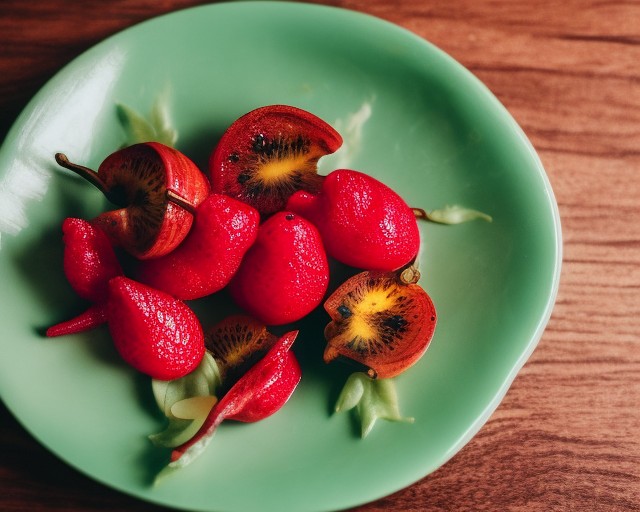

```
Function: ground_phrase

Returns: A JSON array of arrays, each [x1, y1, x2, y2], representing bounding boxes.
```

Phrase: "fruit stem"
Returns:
[[166, 189, 196, 215], [56, 153, 196, 213], [412, 207, 431, 221], [399, 265, 420, 285], [55, 153, 110, 196]]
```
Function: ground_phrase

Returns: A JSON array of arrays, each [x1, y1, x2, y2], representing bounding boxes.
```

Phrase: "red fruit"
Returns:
[[60, 218, 123, 302], [209, 105, 342, 217], [323, 269, 436, 379], [107, 277, 205, 380], [55, 142, 210, 260], [286, 169, 421, 272], [205, 314, 278, 382], [171, 331, 301, 464], [46, 218, 123, 337], [135, 194, 260, 300], [229, 212, 329, 325], [46, 303, 109, 338]]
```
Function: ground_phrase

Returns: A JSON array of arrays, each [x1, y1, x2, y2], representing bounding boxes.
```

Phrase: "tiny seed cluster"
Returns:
[[337, 276, 415, 357], [229, 133, 322, 202]]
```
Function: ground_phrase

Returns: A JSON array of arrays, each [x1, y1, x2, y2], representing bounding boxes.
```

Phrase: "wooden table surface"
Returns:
[[1, 1, 639, 510]]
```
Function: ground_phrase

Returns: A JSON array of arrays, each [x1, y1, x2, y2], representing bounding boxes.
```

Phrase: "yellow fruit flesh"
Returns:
[[333, 288, 398, 353], [257, 153, 313, 184]]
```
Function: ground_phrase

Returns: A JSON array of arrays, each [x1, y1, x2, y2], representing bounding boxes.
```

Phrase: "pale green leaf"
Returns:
[[116, 103, 158, 144], [334, 372, 414, 438], [149, 352, 221, 451], [149, 417, 203, 448], [150, 96, 178, 146], [154, 429, 218, 484], [171, 396, 218, 420], [151, 352, 221, 418], [116, 94, 178, 147], [335, 372, 366, 412]]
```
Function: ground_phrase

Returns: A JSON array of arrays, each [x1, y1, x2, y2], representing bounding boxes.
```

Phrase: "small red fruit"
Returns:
[[46, 218, 123, 337], [55, 142, 210, 260], [323, 268, 436, 379], [287, 169, 421, 272], [171, 330, 301, 464], [228, 212, 329, 325], [209, 105, 342, 217], [107, 277, 205, 380], [135, 194, 260, 300]]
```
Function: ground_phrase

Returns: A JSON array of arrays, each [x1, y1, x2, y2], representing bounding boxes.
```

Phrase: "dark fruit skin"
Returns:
[[287, 169, 421, 272], [205, 314, 278, 382], [56, 142, 210, 260], [323, 270, 436, 379], [229, 211, 329, 326], [209, 105, 342, 217], [107, 277, 205, 380], [135, 194, 260, 300], [46, 218, 123, 337], [171, 331, 301, 464]]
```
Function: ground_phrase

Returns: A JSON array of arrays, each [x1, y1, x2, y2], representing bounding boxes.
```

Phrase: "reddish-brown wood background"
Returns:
[[1, 1, 639, 510]]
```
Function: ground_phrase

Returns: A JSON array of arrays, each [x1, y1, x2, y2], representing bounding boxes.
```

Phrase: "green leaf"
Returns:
[[171, 395, 218, 420], [150, 96, 178, 146], [154, 430, 218, 484], [335, 372, 366, 412], [116, 93, 178, 147], [419, 205, 492, 224], [149, 417, 204, 448], [334, 372, 414, 438], [151, 352, 221, 418], [150, 352, 221, 448]]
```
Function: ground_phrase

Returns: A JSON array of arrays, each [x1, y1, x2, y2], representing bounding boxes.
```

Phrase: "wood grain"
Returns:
[[1, 1, 639, 511]]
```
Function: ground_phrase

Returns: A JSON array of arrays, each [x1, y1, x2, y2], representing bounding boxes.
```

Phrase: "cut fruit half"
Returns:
[[56, 143, 210, 259], [323, 269, 437, 379], [209, 105, 342, 217], [205, 315, 278, 384]]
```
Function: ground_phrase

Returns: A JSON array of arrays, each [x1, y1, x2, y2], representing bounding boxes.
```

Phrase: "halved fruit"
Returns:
[[205, 315, 277, 383], [209, 105, 342, 217], [323, 269, 436, 379], [56, 142, 210, 260]]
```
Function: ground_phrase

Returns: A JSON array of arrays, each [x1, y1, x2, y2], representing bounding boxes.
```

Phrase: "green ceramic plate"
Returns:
[[0, 2, 561, 511]]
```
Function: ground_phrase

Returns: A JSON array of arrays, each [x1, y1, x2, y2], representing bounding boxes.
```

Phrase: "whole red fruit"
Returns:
[[107, 277, 205, 380], [136, 194, 260, 300], [287, 169, 420, 271], [229, 212, 329, 325]]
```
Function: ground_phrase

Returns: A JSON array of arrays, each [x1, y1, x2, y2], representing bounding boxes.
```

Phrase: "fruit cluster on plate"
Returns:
[[46, 105, 442, 473]]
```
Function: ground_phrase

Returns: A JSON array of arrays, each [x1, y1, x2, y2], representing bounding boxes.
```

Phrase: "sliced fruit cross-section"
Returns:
[[323, 269, 436, 379], [209, 105, 342, 217]]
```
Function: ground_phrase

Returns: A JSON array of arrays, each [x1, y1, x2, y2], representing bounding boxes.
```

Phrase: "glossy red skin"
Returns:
[[46, 218, 123, 337], [135, 194, 260, 300], [208, 105, 342, 216], [61, 218, 123, 302], [323, 271, 437, 379], [286, 169, 421, 272], [107, 277, 205, 380], [46, 303, 108, 338], [229, 212, 329, 326], [171, 331, 301, 463], [93, 142, 210, 260]]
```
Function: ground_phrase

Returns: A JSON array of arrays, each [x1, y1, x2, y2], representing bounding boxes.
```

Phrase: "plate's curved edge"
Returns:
[[0, 2, 564, 512]]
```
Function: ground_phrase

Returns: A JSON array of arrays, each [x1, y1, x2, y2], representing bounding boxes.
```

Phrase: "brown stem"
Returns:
[[399, 264, 421, 285], [412, 207, 431, 221], [55, 153, 109, 196], [166, 189, 197, 215]]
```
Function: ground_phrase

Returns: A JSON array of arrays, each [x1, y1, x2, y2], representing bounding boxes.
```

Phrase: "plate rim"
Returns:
[[0, 2, 563, 511]]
